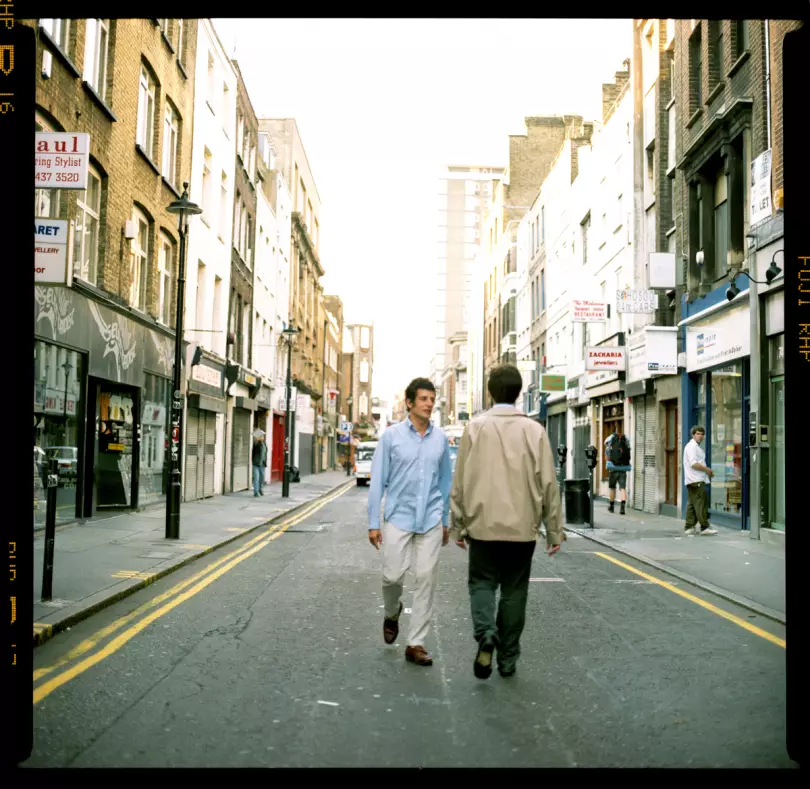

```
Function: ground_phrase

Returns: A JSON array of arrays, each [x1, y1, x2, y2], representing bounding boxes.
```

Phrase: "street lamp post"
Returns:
[[165, 182, 202, 540], [281, 324, 298, 498]]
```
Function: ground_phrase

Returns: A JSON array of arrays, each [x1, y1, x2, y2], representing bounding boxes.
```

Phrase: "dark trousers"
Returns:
[[685, 482, 710, 529], [468, 538, 536, 669]]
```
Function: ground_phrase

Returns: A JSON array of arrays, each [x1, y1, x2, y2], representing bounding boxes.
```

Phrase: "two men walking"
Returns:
[[369, 366, 563, 679]]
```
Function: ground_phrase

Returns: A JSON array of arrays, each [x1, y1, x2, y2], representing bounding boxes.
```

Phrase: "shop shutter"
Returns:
[[642, 396, 658, 514], [633, 399, 646, 511], [184, 409, 200, 502], [203, 411, 217, 499], [232, 409, 251, 491], [573, 420, 590, 481], [297, 433, 313, 478]]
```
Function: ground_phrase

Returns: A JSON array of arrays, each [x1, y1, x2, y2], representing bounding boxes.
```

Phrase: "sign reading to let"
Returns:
[[572, 300, 607, 322], [750, 149, 773, 228], [35, 132, 91, 190]]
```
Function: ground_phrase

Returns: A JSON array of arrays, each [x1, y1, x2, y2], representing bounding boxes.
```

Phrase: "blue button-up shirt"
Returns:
[[368, 416, 452, 533]]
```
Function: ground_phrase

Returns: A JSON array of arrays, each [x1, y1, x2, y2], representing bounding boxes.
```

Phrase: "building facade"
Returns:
[[182, 19, 236, 504], [32, 18, 198, 526], [322, 295, 344, 471], [259, 118, 324, 477], [346, 324, 374, 440]]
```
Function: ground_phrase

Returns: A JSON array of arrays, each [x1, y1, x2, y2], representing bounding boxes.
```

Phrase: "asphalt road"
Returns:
[[27, 485, 793, 768]]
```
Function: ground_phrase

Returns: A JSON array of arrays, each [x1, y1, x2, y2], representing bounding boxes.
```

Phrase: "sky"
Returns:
[[212, 18, 633, 407]]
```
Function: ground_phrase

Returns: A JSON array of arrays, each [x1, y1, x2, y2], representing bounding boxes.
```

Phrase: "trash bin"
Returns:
[[291, 466, 301, 483], [564, 478, 590, 525]]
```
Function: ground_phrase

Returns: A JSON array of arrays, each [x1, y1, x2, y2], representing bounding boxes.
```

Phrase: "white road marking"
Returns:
[[317, 700, 339, 707]]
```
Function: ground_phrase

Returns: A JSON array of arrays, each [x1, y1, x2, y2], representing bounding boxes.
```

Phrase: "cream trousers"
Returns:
[[381, 520, 443, 647]]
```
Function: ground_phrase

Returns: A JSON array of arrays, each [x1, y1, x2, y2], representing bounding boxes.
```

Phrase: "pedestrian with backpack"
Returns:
[[605, 430, 632, 514]]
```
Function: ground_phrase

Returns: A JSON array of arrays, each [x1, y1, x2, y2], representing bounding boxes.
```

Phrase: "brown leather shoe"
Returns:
[[383, 602, 403, 645], [405, 645, 433, 666]]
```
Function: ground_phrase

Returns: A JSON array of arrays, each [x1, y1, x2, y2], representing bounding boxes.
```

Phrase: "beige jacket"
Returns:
[[449, 406, 564, 545]]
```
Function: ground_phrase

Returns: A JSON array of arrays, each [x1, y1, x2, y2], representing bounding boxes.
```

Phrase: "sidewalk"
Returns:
[[564, 498, 785, 624], [32, 470, 352, 647]]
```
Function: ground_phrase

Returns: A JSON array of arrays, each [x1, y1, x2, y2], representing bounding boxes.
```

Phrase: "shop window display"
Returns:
[[34, 341, 83, 528], [96, 386, 136, 508], [709, 363, 743, 515], [139, 374, 170, 506]]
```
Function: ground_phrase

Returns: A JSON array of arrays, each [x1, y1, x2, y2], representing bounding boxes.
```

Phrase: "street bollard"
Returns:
[[41, 458, 59, 601]]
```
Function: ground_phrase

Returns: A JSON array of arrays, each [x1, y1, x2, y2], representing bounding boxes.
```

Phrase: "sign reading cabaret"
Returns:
[[35, 220, 71, 284], [585, 347, 626, 372], [685, 303, 750, 372], [572, 300, 607, 322]]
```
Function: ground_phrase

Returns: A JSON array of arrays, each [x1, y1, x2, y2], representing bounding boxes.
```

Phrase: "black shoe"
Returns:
[[474, 635, 496, 679], [607, 502, 614, 513], [620, 502, 626, 515], [498, 665, 516, 678], [259, 490, 264, 496]]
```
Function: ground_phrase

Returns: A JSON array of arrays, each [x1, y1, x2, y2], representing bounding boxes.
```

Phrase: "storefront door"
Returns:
[[231, 408, 251, 491], [271, 414, 285, 481], [664, 400, 678, 506], [770, 376, 785, 530]]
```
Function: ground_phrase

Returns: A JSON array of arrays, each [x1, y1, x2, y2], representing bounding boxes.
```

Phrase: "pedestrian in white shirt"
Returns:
[[683, 426, 717, 535]]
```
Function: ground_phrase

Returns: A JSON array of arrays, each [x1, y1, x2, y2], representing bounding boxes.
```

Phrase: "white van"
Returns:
[[354, 441, 378, 486]]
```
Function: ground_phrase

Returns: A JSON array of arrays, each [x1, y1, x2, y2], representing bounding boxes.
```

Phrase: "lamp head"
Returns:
[[765, 250, 783, 284], [166, 182, 202, 232], [726, 278, 740, 302]]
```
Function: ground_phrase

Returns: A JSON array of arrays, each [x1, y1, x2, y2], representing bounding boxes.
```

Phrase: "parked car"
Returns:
[[46, 446, 78, 485], [354, 441, 378, 487]]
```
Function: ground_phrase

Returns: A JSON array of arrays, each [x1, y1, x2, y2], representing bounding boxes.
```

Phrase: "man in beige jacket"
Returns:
[[450, 363, 564, 679]]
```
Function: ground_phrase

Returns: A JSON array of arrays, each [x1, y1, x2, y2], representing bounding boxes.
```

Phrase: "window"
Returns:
[[541, 206, 546, 244], [494, 217, 499, 244], [530, 279, 536, 319], [237, 114, 245, 160], [540, 270, 546, 311], [690, 26, 703, 108], [668, 104, 677, 171], [714, 166, 728, 279], [137, 65, 157, 160], [176, 19, 185, 64], [360, 360, 369, 383], [194, 261, 206, 335], [360, 327, 370, 350], [129, 208, 150, 311], [709, 21, 724, 91], [158, 19, 169, 35], [162, 101, 179, 185], [35, 116, 61, 219], [734, 20, 749, 59], [219, 172, 228, 240], [84, 19, 110, 102], [157, 233, 174, 325], [40, 19, 70, 53], [73, 165, 101, 284], [581, 214, 590, 264], [206, 52, 216, 109]]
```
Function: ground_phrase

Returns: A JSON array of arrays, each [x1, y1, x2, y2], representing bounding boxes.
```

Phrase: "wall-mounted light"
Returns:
[[695, 250, 705, 267], [726, 251, 783, 301]]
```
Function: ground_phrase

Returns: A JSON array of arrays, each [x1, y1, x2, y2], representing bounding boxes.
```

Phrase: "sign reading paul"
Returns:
[[35, 132, 91, 190]]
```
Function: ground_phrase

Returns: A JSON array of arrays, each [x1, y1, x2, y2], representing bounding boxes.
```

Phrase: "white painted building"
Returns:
[[468, 247, 486, 416], [514, 211, 532, 413], [182, 20, 237, 501]]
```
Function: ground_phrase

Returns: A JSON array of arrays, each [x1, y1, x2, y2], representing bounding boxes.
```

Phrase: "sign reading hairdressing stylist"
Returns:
[[685, 303, 750, 372]]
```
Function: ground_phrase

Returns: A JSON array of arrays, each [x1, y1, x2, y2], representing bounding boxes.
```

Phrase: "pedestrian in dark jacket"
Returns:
[[605, 430, 631, 514], [252, 429, 268, 497]]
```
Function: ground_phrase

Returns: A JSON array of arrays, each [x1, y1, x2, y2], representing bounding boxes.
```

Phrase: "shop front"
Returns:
[[185, 354, 226, 502], [684, 299, 751, 529], [34, 285, 177, 523]]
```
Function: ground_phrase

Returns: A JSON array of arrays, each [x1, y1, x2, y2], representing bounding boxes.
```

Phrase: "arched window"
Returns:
[[73, 163, 102, 284], [130, 206, 151, 310], [157, 232, 175, 325]]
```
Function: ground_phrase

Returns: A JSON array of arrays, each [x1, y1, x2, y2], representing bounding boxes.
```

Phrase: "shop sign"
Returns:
[[572, 300, 607, 322], [616, 289, 658, 314], [517, 360, 537, 372], [645, 328, 678, 375], [35, 132, 90, 190], [192, 364, 222, 389], [586, 347, 626, 372], [686, 304, 750, 372], [750, 149, 773, 228], [627, 331, 648, 382], [297, 403, 315, 435], [35, 220, 71, 285], [649, 253, 676, 290], [540, 374, 566, 392]]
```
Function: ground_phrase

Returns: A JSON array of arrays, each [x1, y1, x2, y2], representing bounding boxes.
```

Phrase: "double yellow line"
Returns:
[[33, 482, 353, 705]]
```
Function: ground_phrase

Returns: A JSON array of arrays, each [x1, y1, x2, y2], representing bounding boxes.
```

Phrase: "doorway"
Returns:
[[271, 414, 285, 481], [664, 400, 678, 506], [770, 376, 785, 530]]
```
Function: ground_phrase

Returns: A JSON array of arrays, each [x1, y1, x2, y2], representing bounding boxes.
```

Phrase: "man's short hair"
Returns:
[[405, 377, 435, 407], [487, 364, 523, 405], [691, 425, 706, 436]]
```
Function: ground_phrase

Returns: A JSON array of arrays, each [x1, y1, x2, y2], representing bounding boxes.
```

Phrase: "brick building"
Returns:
[[673, 19, 800, 539], [32, 18, 199, 525]]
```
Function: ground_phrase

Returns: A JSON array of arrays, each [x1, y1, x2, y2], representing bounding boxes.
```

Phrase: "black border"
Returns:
[[783, 20, 807, 769], [7, 19, 35, 767]]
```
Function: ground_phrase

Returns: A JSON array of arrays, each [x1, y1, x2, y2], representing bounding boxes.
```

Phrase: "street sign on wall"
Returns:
[[572, 300, 607, 322], [35, 132, 90, 190]]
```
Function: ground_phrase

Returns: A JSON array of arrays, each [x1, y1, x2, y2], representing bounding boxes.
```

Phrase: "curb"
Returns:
[[564, 525, 787, 626], [33, 479, 354, 649]]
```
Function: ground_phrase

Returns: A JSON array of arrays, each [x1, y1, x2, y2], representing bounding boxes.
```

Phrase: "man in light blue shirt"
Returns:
[[368, 377, 452, 667]]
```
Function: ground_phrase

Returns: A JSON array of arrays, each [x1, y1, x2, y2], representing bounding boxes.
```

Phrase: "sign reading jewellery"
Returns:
[[585, 347, 626, 371]]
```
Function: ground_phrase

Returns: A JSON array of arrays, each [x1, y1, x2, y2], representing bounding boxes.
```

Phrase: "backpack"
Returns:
[[608, 435, 631, 466]]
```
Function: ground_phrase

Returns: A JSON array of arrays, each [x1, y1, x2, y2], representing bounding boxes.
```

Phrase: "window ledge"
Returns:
[[39, 27, 82, 78], [613, 222, 623, 234], [645, 196, 657, 211], [727, 50, 750, 80], [161, 31, 176, 54], [686, 107, 703, 129], [705, 81, 725, 106], [162, 176, 182, 198], [206, 100, 216, 116], [666, 96, 676, 111], [176, 59, 188, 80], [82, 81, 118, 122], [200, 217, 211, 229], [599, 241, 607, 250], [136, 144, 161, 175], [666, 163, 677, 178], [665, 224, 677, 238]]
